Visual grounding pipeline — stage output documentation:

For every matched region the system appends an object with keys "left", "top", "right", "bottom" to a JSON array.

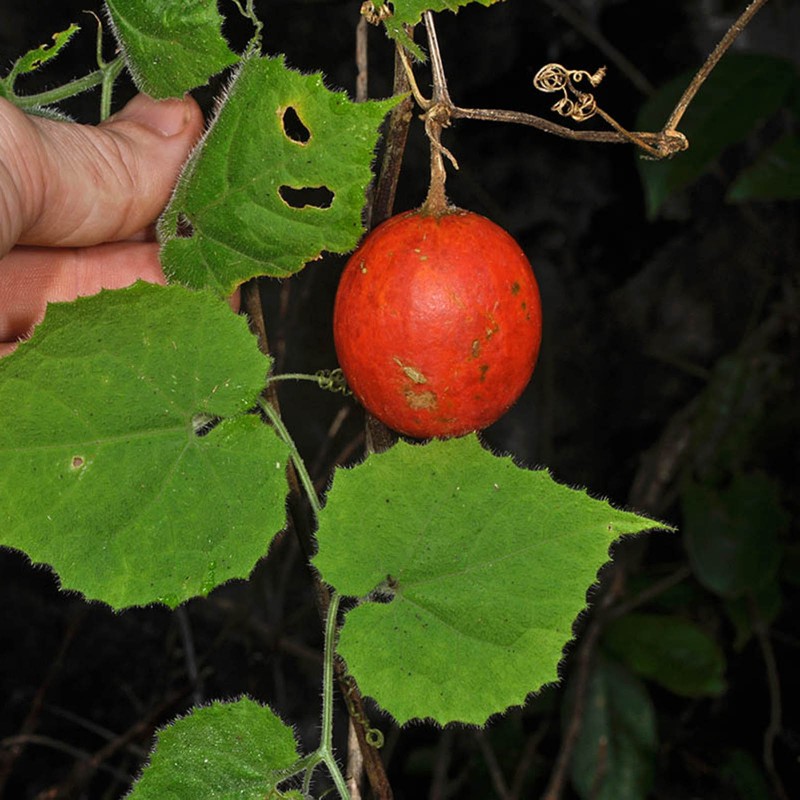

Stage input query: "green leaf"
[
  {"left": 373, "top": 0, "right": 504, "bottom": 60},
  {"left": 724, "top": 578, "right": 782, "bottom": 651},
  {"left": 727, "top": 135, "right": 800, "bottom": 202},
  {"left": 159, "top": 55, "right": 400, "bottom": 296},
  {"left": 568, "top": 657, "right": 657, "bottom": 800},
  {"left": 313, "top": 436, "right": 665, "bottom": 726},
  {"left": 637, "top": 54, "right": 798, "bottom": 217},
  {"left": 720, "top": 748, "right": 774, "bottom": 800},
  {"left": 4, "top": 23, "right": 80, "bottom": 85},
  {"left": 682, "top": 472, "right": 787, "bottom": 598},
  {"left": 128, "top": 698, "right": 300, "bottom": 799},
  {"left": 104, "top": 0, "right": 239, "bottom": 98},
  {"left": 603, "top": 613, "right": 726, "bottom": 697},
  {"left": 0, "top": 283, "right": 290, "bottom": 609}
]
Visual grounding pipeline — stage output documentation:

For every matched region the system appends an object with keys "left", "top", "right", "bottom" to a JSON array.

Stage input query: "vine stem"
[
  {"left": 319, "top": 592, "right": 350, "bottom": 798},
  {"left": 402, "top": 0, "right": 768, "bottom": 160},
  {"left": 265, "top": 372, "right": 328, "bottom": 385},
  {"left": 663, "top": 0, "right": 770, "bottom": 134},
  {"left": 245, "top": 282, "right": 392, "bottom": 797},
  {"left": 99, "top": 57, "right": 125, "bottom": 121},
  {"left": 258, "top": 397, "right": 322, "bottom": 519},
  {"left": 10, "top": 67, "right": 109, "bottom": 110},
  {"left": 257, "top": 398, "right": 351, "bottom": 798},
  {"left": 420, "top": 11, "right": 455, "bottom": 215}
]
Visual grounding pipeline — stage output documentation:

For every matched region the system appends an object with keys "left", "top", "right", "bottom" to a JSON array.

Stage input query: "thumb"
[{"left": 3, "top": 94, "right": 204, "bottom": 252}]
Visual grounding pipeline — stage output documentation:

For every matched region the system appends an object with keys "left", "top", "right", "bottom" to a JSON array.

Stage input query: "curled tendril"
[
  {"left": 343, "top": 676, "right": 384, "bottom": 748},
  {"left": 533, "top": 63, "right": 607, "bottom": 123},
  {"left": 533, "top": 62, "right": 570, "bottom": 92},
  {"left": 361, "top": 1, "right": 393, "bottom": 25},
  {"left": 316, "top": 368, "right": 351, "bottom": 395}
]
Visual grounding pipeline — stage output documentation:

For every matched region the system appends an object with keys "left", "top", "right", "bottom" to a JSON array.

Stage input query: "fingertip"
[{"left": 107, "top": 93, "right": 204, "bottom": 140}]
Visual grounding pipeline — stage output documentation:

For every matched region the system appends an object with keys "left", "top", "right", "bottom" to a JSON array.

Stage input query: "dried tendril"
[{"left": 533, "top": 63, "right": 607, "bottom": 123}]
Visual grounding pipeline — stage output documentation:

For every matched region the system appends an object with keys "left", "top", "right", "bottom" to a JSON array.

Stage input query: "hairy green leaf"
[
  {"left": 568, "top": 657, "right": 657, "bottom": 800},
  {"left": 314, "top": 436, "right": 665, "bottom": 726},
  {"left": 603, "top": 613, "right": 726, "bottom": 697},
  {"left": 159, "top": 55, "right": 400, "bottom": 296},
  {"left": 104, "top": 0, "right": 239, "bottom": 97},
  {"left": 4, "top": 23, "right": 80, "bottom": 85},
  {"left": 0, "top": 283, "right": 289, "bottom": 609},
  {"left": 637, "top": 54, "right": 798, "bottom": 217},
  {"left": 128, "top": 698, "right": 300, "bottom": 799}
]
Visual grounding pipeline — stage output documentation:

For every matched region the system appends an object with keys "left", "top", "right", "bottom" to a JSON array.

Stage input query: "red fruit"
[{"left": 333, "top": 208, "right": 542, "bottom": 438}]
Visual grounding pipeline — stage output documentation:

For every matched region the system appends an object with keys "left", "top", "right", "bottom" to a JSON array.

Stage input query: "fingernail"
[{"left": 112, "top": 94, "right": 192, "bottom": 137}]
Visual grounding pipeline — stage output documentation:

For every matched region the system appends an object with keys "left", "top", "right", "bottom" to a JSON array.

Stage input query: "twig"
[
  {"left": 606, "top": 564, "right": 693, "bottom": 621},
  {"left": 32, "top": 686, "right": 190, "bottom": 800},
  {"left": 475, "top": 731, "right": 512, "bottom": 799},
  {"left": 356, "top": 15, "right": 369, "bottom": 103},
  {"left": 175, "top": 607, "right": 203, "bottom": 707},
  {"left": 750, "top": 596, "right": 789, "bottom": 800},
  {"left": 0, "top": 609, "right": 84, "bottom": 794},
  {"left": 402, "top": 0, "right": 768, "bottom": 160},
  {"left": 362, "top": 29, "right": 414, "bottom": 455},
  {"left": 399, "top": 22, "right": 685, "bottom": 158},
  {"left": 429, "top": 728, "right": 455, "bottom": 800},
  {"left": 0, "top": 735, "right": 131, "bottom": 783},
  {"left": 540, "top": 570, "right": 625, "bottom": 800},
  {"left": 450, "top": 104, "right": 685, "bottom": 153},
  {"left": 663, "top": 0, "right": 771, "bottom": 133},
  {"left": 509, "top": 722, "right": 549, "bottom": 799},
  {"left": 370, "top": 32, "right": 415, "bottom": 229},
  {"left": 420, "top": 12, "right": 456, "bottom": 214},
  {"left": 346, "top": 718, "right": 365, "bottom": 799}
]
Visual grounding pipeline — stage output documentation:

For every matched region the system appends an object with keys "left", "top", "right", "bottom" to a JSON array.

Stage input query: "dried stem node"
[{"left": 361, "top": 1, "right": 393, "bottom": 26}]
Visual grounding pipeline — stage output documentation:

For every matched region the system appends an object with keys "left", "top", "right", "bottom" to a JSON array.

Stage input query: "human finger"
[{"left": 0, "top": 93, "right": 204, "bottom": 257}]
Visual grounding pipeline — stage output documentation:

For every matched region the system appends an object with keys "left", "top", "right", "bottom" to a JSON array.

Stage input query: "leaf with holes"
[
  {"left": 372, "top": 0, "right": 504, "bottom": 60},
  {"left": 313, "top": 436, "right": 667, "bottom": 726},
  {"left": 2, "top": 23, "right": 79, "bottom": 88},
  {"left": 128, "top": 698, "right": 301, "bottom": 799},
  {"left": 158, "top": 54, "right": 401, "bottom": 296},
  {"left": 0, "top": 282, "right": 289, "bottom": 610},
  {"left": 104, "top": 0, "right": 239, "bottom": 98}
]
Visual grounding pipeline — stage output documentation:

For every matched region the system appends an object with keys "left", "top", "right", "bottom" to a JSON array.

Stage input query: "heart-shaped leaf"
[
  {"left": 314, "top": 436, "right": 667, "bottom": 725},
  {"left": 0, "top": 283, "right": 289, "bottom": 609}
]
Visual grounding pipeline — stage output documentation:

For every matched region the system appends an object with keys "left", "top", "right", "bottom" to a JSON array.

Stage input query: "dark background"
[{"left": 1, "top": 1, "right": 798, "bottom": 798}]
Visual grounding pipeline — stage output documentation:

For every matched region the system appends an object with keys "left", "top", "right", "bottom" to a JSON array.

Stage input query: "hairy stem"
[
  {"left": 320, "top": 592, "right": 350, "bottom": 798},
  {"left": 11, "top": 68, "right": 109, "bottom": 110},
  {"left": 99, "top": 56, "right": 125, "bottom": 121},
  {"left": 258, "top": 398, "right": 322, "bottom": 519}
]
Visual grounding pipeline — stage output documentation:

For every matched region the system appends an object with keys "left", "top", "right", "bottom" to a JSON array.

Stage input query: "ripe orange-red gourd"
[{"left": 333, "top": 208, "right": 542, "bottom": 438}]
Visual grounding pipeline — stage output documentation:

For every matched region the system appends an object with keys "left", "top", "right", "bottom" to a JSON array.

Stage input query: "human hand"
[{"left": 0, "top": 93, "right": 206, "bottom": 356}]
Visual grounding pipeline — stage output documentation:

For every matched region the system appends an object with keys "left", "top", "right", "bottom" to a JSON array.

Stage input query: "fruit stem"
[{"left": 420, "top": 12, "right": 456, "bottom": 216}]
